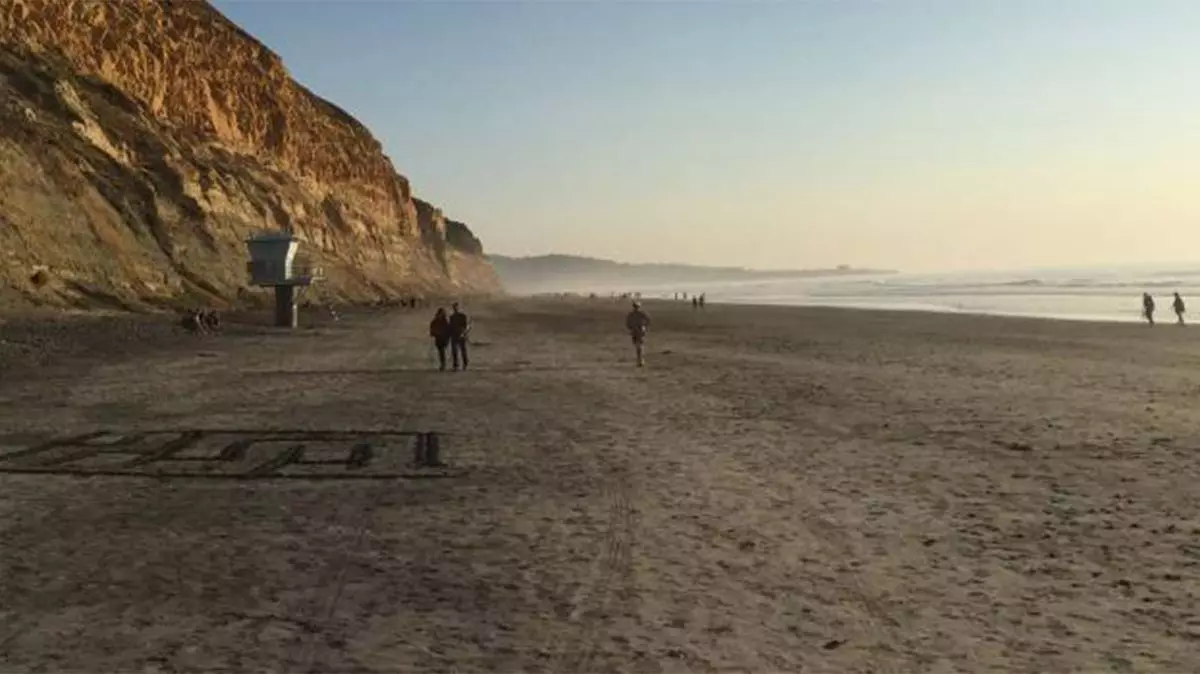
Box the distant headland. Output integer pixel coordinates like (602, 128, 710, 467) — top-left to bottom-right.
(488, 253, 895, 294)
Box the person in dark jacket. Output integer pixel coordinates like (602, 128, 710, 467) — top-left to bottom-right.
(201, 309, 221, 333)
(448, 302, 471, 371)
(181, 309, 204, 335)
(1173, 292, 1186, 326)
(1143, 293, 1156, 326)
(429, 307, 451, 371)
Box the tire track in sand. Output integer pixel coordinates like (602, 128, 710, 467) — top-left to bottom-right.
(798, 506, 907, 674)
(550, 475, 635, 673)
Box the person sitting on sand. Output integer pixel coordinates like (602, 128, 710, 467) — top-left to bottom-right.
(1143, 293, 1156, 326)
(429, 307, 451, 371)
(201, 309, 221, 333)
(181, 309, 205, 335)
(1173, 292, 1186, 326)
(625, 301, 651, 367)
(448, 302, 471, 371)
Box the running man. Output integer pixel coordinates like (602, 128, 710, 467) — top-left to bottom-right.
(625, 301, 651, 367)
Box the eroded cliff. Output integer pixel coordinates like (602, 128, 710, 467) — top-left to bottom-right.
(0, 0, 500, 311)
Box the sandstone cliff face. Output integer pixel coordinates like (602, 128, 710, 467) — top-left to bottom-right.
(0, 0, 500, 311)
(446, 220, 484, 256)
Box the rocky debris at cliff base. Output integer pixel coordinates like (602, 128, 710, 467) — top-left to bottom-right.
(0, 306, 353, 380)
(0, 297, 492, 380)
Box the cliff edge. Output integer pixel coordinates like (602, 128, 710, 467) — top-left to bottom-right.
(0, 0, 500, 311)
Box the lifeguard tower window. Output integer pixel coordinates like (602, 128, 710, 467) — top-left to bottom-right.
(246, 231, 299, 286)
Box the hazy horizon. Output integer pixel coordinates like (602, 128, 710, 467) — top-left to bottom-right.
(213, 0, 1200, 274)
(486, 251, 1200, 277)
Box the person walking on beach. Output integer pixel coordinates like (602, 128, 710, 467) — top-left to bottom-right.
(625, 300, 651, 367)
(1143, 293, 1156, 326)
(1173, 293, 1186, 326)
(448, 302, 471, 371)
(429, 307, 451, 371)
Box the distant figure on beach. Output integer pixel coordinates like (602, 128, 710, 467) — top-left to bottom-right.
(1143, 293, 1156, 325)
(1173, 293, 1186, 325)
(625, 301, 651, 367)
(692, 296, 698, 310)
(200, 309, 221, 333)
(448, 302, 471, 371)
(180, 309, 204, 334)
(429, 307, 451, 371)
(699, 293, 706, 309)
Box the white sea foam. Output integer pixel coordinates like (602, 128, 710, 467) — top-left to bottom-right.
(652, 266, 1200, 323)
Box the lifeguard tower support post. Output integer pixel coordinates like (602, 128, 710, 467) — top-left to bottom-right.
(245, 230, 318, 328)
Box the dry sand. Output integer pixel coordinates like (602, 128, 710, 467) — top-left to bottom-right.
(1, 298, 1199, 672)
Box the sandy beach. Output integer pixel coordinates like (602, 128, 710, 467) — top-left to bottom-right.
(1, 298, 1198, 672)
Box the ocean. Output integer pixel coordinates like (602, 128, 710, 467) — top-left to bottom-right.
(632, 266, 1200, 324)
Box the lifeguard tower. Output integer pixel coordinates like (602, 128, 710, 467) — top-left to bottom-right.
(245, 230, 320, 327)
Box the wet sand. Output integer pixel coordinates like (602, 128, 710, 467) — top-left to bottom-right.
(1, 298, 1198, 672)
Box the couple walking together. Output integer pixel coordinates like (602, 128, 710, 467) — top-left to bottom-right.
(426, 300, 653, 371)
(429, 302, 471, 371)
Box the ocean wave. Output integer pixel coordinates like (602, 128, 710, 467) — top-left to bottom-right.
(859, 277, 1197, 293)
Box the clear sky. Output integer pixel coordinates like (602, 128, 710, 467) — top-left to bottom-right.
(211, 0, 1200, 272)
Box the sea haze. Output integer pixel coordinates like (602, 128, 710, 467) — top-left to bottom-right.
(499, 258, 1200, 323)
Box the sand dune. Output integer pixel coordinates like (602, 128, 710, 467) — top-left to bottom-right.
(1, 298, 1198, 672)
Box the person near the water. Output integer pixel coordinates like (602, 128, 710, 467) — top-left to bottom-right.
(448, 302, 471, 371)
(1143, 292, 1156, 326)
(625, 301, 651, 367)
(1173, 292, 1186, 326)
(429, 307, 451, 371)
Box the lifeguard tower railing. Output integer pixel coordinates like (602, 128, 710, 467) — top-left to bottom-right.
(246, 258, 324, 287)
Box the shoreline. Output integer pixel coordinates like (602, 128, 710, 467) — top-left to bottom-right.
(719, 300, 1152, 326)
(525, 292, 1161, 327)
